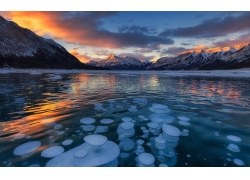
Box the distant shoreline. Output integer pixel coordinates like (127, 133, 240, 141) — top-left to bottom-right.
(1, 68, 250, 78)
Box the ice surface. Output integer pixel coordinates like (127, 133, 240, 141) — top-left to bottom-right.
(41, 146, 64, 158)
(13, 141, 41, 156)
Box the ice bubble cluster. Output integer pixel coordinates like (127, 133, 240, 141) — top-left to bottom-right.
(41, 146, 64, 158)
(13, 141, 41, 156)
(46, 135, 120, 167)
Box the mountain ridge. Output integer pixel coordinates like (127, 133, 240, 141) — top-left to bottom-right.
(0, 16, 103, 70)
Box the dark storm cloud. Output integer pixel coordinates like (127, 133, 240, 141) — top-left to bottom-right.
(159, 12, 250, 38)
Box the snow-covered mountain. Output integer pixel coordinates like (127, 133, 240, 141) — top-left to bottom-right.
(87, 54, 151, 70)
(147, 44, 250, 70)
(0, 16, 101, 69)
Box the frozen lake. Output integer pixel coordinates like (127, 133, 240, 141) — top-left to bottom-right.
(0, 70, 250, 167)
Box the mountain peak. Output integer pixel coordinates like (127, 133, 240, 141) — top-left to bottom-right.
(105, 53, 116, 60)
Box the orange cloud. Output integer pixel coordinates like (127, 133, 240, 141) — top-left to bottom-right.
(69, 49, 92, 63)
(1, 12, 120, 48)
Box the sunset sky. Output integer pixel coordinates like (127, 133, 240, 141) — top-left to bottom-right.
(1, 11, 250, 63)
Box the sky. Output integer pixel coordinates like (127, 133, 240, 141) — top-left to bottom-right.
(0, 11, 250, 63)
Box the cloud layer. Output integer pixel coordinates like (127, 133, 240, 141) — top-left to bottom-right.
(160, 12, 250, 38)
(2, 12, 174, 49)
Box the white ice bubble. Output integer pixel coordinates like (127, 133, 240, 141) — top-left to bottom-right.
(41, 146, 64, 158)
(159, 163, 168, 167)
(80, 117, 96, 124)
(227, 135, 241, 142)
(147, 143, 151, 146)
(227, 143, 240, 152)
(84, 134, 107, 146)
(152, 104, 168, 109)
(141, 127, 146, 130)
(119, 138, 135, 151)
(133, 98, 147, 105)
(94, 103, 103, 107)
(136, 139, 144, 146)
(82, 125, 96, 132)
(147, 122, 158, 129)
(149, 107, 170, 114)
(13, 141, 41, 156)
(121, 122, 134, 129)
(14, 134, 25, 139)
(54, 124, 63, 130)
(57, 131, 65, 135)
(74, 149, 88, 158)
(122, 117, 132, 122)
(138, 115, 144, 118)
(62, 139, 73, 146)
(187, 154, 191, 158)
(149, 114, 174, 123)
(162, 124, 180, 137)
(177, 116, 190, 121)
(100, 119, 114, 124)
(135, 145, 145, 155)
(138, 153, 155, 166)
(233, 158, 245, 166)
(178, 121, 191, 126)
(128, 107, 138, 112)
(151, 117, 163, 123)
(29, 163, 40, 167)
